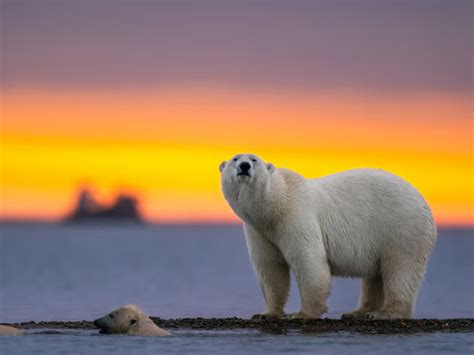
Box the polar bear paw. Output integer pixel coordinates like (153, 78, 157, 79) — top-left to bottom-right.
(289, 312, 314, 320)
(364, 310, 396, 320)
(341, 310, 367, 320)
(251, 312, 282, 321)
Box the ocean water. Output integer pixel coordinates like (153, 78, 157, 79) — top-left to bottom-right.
(0, 223, 473, 354)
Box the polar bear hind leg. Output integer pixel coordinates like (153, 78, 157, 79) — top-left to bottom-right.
(364, 255, 425, 320)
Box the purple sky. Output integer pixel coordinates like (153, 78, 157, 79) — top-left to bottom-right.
(2, 0, 472, 93)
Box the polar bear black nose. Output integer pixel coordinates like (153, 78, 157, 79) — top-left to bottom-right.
(239, 162, 251, 172)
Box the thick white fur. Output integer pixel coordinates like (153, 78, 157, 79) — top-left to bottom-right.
(220, 154, 436, 320)
(93, 304, 171, 336)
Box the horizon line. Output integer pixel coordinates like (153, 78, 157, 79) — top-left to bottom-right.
(0, 218, 472, 230)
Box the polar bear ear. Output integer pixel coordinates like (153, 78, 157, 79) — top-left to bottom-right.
(219, 161, 226, 173)
(266, 163, 275, 173)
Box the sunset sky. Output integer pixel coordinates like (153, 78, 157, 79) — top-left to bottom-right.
(1, 0, 473, 225)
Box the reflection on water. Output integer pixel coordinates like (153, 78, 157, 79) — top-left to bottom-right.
(1, 328, 472, 355)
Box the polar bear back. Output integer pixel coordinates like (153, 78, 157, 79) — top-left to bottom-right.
(129, 318, 171, 336)
(306, 168, 436, 277)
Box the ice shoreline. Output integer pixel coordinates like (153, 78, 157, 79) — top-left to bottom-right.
(4, 318, 474, 335)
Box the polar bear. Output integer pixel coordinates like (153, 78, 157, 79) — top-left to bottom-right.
(0, 325, 23, 336)
(220, 153, 436, 320)
(93, 304, 171, 336)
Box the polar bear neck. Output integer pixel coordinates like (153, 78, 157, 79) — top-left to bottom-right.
(229, 169, 293, 229)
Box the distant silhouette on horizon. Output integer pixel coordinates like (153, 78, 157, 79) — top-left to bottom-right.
(65, 188, 143, 223)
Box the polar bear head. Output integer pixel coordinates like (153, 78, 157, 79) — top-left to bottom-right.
(220, 153, 276, 223)
(220, 153, 274, 186)
(93, 304, 145, 334)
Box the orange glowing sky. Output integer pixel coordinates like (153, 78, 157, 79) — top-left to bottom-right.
(2, 88, 473, 225)
(1, 1, 473, 225)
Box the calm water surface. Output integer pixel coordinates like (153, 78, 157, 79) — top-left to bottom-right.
(0, 224, 473, 354)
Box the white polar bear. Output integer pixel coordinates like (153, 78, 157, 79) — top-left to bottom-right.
(220, 153, 436, 320)
(93, 304, 171, 336)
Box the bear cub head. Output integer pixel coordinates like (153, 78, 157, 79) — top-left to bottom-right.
(93, 304, 171, 336)
(94, 304, 144, 334)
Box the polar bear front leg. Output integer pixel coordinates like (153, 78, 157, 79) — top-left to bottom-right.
(282, 228, 331, 319)
(244, 224, 290, 320)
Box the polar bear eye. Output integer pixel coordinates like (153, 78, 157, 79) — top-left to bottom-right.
(251, 158, 257, 162)
(130, 319, 137, 325)
(109, 314, 114, 319)
(233, 158, 238, 162)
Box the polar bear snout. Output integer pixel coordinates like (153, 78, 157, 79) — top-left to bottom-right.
(237, 162, 252, 177)
(93, 317, 102, 328)
(93, 316, 108, 333)
(93, 312, 125, 334)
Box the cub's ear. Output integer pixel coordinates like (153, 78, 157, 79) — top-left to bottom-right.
(219, 161, 227, 173)
(266, 163, 275, 173)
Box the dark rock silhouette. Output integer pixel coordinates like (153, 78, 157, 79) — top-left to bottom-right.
(65, 189, 143, 223)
